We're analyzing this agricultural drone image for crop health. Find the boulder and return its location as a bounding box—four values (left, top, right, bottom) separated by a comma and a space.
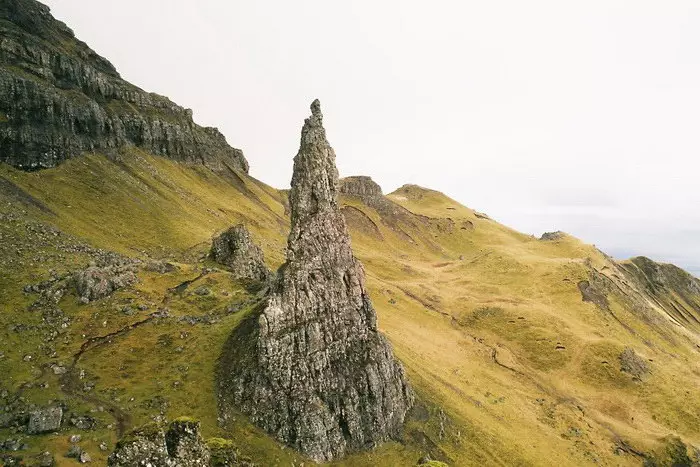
108, 419, 211, 466
73, 262, 137, 302
27, 406, 62, 434
210, 225, 270, 282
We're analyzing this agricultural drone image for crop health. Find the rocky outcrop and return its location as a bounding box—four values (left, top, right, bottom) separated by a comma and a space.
0, 0, 248, 172
210, 225, 270, 282
73, 261, 137, 303
108, 419, 210, 466
540, 231, 567, 241
218, 100, 413, 462
339, 175, 383, 201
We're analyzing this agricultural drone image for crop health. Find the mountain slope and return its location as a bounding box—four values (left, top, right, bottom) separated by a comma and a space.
0, 1, 699, 466
1, 152, 699, 466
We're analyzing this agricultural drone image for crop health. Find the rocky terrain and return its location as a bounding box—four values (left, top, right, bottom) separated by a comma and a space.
0, 0, 248, 173
1, 2, 700, 466
217, 100, 413, 462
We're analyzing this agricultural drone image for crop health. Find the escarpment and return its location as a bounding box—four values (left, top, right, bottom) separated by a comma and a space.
217, 100, 413, 462
0, 0, 248, 172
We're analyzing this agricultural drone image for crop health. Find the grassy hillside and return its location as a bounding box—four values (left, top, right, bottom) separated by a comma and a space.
1, 151, 699, 466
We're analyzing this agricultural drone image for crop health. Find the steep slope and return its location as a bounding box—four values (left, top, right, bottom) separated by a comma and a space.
0, 0, 248, 172
1, 151, 699, 466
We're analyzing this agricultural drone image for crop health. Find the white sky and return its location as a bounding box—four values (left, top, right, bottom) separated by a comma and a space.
43, 1, 700, 276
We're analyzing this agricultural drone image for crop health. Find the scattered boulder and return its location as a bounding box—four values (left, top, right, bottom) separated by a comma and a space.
70, 415, 98, 430
218, 100, 413, 462
194, 286, 211, 296
165, 418, 210, 466
210, 225, 270, 282
143, 260, 178, 274
619, 347, 650, 380
36, 451, 55, 467
73, 262, 137, 303
108, 419, 211, 466
27, 406, 62, 434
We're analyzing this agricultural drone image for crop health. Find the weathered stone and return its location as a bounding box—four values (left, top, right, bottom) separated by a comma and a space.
165, 419, 210, 466
0, 0, 248, 173
210, 225, 270, 282
619, 347, 650, 380
36, 451, 54, 467
27, 406, 62, 434
540, 231, 567, 241
339, 175, 383, 200
108, 419, 211, 466
73, 262, 136, 302
218, 100, 413, 462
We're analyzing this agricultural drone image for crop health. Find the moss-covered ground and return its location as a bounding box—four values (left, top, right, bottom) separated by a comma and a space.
0, 152, 698, 466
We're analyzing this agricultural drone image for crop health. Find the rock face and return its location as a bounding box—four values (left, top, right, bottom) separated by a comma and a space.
339, 175, 383, 201
108, 419, 210, 467
0, 0, 248, 172
218, 100, 413, 462
210, 225, 270, 282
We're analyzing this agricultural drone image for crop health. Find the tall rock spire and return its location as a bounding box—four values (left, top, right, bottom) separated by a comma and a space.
218, 100, 413, 462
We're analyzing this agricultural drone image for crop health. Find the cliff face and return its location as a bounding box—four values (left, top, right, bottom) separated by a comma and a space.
218, 100, 413, 462
0, 0, 248, 172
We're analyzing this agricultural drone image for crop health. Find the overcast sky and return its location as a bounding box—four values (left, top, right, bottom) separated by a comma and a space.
44, 1, 700, 276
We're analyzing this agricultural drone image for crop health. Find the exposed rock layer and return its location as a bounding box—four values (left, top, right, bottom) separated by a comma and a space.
218, 100, 413, 462
0, 0, 248, 172
339, 175, 383, 201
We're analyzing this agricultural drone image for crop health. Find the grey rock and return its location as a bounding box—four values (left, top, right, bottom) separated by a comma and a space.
0, 0, 248, 173
36, 451, 54, 466
339, 175, 383, 200
619, 347, 650, 380
210, 225, 270, 282
194, 286, 211, 296
540, 231, 567, 241
108, 419, 210, 466
79, 451, 92, 463
66, 444, 82, 458
73, 262, 136, 302
27, 406, 62, 434
218, 100, 413, 462
69, 434, 81, 443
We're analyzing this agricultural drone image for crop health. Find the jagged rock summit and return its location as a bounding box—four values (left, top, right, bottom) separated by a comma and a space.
218, 100, 413, 462
0, 0, 248, 172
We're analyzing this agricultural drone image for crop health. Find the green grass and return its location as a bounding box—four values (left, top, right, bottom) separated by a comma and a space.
1, 152, 699, 466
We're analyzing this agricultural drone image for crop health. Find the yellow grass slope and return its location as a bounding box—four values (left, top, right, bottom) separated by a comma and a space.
0, 152, 699, 466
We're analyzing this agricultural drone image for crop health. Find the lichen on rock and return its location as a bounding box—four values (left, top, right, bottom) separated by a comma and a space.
108, 419, 211, 466
218, 100, 413, 462
210, 225, 270, 282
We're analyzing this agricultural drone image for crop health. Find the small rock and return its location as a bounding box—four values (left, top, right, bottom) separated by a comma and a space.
193, 286, 210, 296
79, 451, 92, 463
37, 451, 54, 466
70, 434, 81, 443
66, 444, 82, 458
